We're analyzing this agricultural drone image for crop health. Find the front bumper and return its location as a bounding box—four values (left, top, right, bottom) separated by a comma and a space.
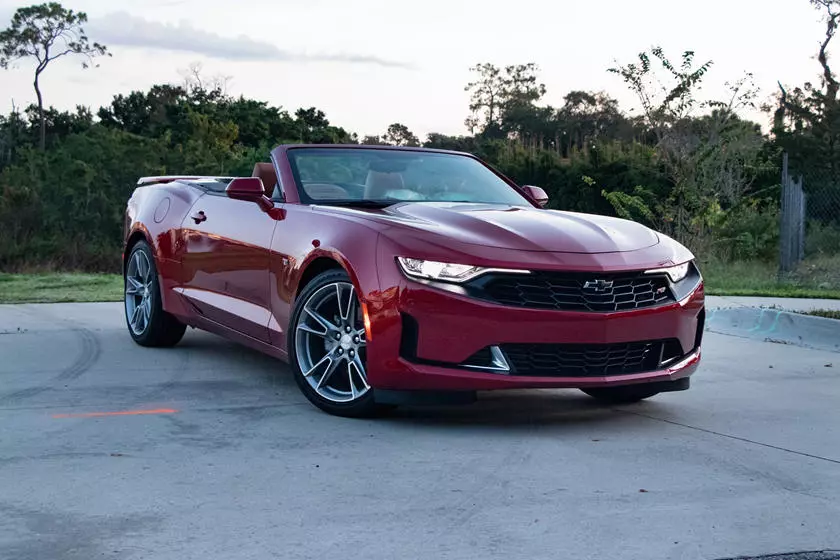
364, 273, 705, 392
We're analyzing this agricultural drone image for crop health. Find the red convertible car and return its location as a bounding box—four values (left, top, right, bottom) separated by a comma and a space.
123, 144, 705, 417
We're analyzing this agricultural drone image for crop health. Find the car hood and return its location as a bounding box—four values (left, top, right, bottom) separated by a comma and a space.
332, 202, 660, 253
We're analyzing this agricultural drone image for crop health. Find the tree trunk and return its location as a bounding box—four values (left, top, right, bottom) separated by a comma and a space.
34, 74, 45, 151
818, 13, 838, 105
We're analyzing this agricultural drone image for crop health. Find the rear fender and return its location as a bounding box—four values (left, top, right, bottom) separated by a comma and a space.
124, 183, 205, 318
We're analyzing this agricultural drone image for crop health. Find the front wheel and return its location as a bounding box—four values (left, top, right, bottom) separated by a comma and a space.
581, 385, 660, 404
289, 270, 384, 417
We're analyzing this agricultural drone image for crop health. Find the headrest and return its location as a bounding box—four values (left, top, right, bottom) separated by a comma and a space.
365, 170, 405, 199
251, 162, 277, 196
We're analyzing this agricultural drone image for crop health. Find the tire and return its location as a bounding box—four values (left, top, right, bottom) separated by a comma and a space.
124, 240, 186, 348
289, 269, 386, 418
581, 385, 660, 404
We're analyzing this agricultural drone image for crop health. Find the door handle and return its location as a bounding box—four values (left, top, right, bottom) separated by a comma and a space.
191, 211, 206, 224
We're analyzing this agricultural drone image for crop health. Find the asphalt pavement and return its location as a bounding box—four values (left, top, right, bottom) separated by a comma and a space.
1, 302, 839, 560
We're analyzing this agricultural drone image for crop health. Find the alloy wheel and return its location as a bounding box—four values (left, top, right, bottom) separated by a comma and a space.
294, 281, 369, 403
125, 249, 153, 336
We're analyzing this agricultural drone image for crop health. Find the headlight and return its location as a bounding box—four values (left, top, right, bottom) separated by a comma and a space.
396, 257, 528, 283
646, 261, 692, 283
397, 258, 485, 283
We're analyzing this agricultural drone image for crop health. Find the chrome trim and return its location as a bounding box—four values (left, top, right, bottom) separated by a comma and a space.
676, 279, 704, 305
463, 346, 511, 373
644, 261, 692, 282
665, 350, 700, 372
396, 257, 531, 284
137, 175, 229, 186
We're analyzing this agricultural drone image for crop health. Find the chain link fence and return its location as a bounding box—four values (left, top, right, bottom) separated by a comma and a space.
779, 152, 840, 277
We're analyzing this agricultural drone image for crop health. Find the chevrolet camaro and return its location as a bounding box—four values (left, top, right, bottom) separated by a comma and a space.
123, 144, 705, 417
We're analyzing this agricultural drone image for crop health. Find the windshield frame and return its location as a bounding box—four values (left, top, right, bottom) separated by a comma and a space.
284, 146, 537, 208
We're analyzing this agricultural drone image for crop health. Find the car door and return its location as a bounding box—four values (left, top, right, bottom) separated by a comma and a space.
179, 192, 278, 342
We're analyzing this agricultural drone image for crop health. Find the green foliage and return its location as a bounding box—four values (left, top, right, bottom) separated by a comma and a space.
700, 256, 840, 298
0, 73, 372, 271
1, 9, 838, 276
601, 185, 656, 225
806, 220, 840, 256
799, 309, 840, 320
609, 47, 714, 130
0, 126, 168, 270
709, 204, 780, 261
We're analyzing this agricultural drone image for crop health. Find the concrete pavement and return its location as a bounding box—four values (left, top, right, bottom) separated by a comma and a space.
0, 302, 839, 560
704, 296, 840, 354
705, 295, 840, 312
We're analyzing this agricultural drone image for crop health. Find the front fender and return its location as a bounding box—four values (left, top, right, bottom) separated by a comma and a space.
268, 206, 383, 353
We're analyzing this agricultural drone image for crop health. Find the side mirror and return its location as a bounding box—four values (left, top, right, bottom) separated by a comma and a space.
226, 177, 265, 201
226, 177, 276, 214
522, 185, 549, 207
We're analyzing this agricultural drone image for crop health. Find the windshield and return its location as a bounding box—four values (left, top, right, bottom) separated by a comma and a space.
287, 148, 532, 207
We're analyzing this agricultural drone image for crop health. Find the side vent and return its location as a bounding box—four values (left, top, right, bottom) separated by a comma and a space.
694, 308, 705, 351
399, 313, 420, 360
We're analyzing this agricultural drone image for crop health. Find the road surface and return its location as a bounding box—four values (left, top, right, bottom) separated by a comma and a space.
1, 303, 838, 560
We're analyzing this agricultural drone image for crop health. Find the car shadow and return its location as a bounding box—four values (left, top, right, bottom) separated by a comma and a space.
379, 390, 664, 430
176, 332, 298, 389
177, 330, 670, 429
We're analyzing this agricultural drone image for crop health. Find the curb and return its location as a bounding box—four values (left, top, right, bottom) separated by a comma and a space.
705, 306, 840, 354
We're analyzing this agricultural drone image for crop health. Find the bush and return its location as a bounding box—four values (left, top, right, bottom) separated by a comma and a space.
806, 220, 840, 257
0, 126, 168, 271
708, 205, 780, 262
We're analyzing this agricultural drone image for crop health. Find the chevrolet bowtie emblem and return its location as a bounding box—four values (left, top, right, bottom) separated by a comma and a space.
583, 279, 614, 292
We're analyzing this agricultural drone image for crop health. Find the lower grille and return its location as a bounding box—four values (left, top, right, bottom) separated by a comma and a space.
473, 339, 684, 377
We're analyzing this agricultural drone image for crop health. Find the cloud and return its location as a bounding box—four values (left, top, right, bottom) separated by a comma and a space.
86, 12, 411, 69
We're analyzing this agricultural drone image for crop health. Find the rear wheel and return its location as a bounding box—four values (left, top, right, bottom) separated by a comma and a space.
581, 385, 660, 404
124, 241, 186, 347
290, 270, 385, 417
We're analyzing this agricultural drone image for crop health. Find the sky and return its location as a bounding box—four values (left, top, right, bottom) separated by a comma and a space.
0, 0, 833, 139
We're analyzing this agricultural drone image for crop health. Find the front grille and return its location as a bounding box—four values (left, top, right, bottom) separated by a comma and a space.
467, 270, 674, 312
489, 339, 684, 377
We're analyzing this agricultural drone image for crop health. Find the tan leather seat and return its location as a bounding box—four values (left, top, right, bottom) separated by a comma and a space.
251, 162, 277, 196
365, 170, 405, 199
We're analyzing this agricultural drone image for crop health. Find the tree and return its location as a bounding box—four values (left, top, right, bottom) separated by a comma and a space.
774, 1, 839, 161
811, 0, 839, 102
503, 63, 546, 107
464, 63, 505, 134
609, 47, 763, 242
179, 61, 232, 98
464, 62, 546, 137
293, 107, 354, 144
382, 123, 419, 146
557, 91, 629, 153
771, 0, 840, 225
0, 3, 109, 150
608, 47, 713, 143
361, 135, 386, 145
423, 133, 474, 151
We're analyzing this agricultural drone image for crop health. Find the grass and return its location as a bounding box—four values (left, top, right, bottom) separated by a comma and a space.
798, 309, 840, 320
701, 255, 840, 299
0, 273, 123, 304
